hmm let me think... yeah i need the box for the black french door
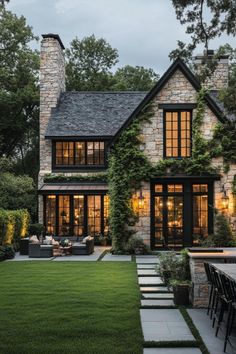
[151,179,214,249]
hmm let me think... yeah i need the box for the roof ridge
[63,91,148,94]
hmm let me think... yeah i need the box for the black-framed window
[164,110,191,158]
[44,194,109,237]
[54,141,105,168]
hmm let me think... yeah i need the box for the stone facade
[134,69,236,243]
[38,36,235,247]
[195,55,229,90]
[38,35,65,223]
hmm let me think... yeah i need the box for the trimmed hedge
[0,209,30,249]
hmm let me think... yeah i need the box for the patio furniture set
[19,236,94,258]
[204,262,236,353]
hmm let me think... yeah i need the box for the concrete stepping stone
[136,257,159,264]
[140,309,195,342]
[143,349,202,354]
[138,276,164,286]
[138,269,158,276]
[140,286,169,293]
[102,254,131,261]
[141,299,175,307]
[137,264,157,269]
[142,293,173,299]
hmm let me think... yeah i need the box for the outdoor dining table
[211,263,236,282]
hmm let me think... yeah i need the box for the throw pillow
[30,235,39,244]
[82,236,90,244]
[45,236,52,245]
[52,238,59,246]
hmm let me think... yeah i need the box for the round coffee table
[59,245,72,256]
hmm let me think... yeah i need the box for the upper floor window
[164,111,191,158]
[54,141,105,167]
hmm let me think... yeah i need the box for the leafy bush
[29,223,44,236]
[0,245,15,261]
[0,172,36,221]
[125,235,149,255]
[202,213,236,247]
[0,209,30,249]
[156,250,191,285]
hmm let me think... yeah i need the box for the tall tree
[0,5,39,174]
[112,65,159,91]
[66,35,118,91]
[170,0,236,61]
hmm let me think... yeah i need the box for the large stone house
[38,34,236,249]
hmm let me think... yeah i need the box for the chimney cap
[42,34,65,50]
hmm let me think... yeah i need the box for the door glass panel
[87,196,101,235]
[45,195,56,235]
[58,195,70,236]
[154,196,163,247]
[73,196,84,236]
[167,196,183,247]
[193,195,208,237]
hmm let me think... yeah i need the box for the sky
[8,0,236,75]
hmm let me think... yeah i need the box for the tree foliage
[170,0,236,60]
[112,65,159,91]
[65,35,118,91]
[65,35,159,92]
[0,172,36,221]
[0,5,39,178]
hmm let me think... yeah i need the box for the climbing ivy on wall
[108,105,154,252]
[108,87,235,252]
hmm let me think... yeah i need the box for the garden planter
[173,284,190,305]
[162,270,172,285]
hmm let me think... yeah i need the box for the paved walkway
[188,309,236,354]
[7,247,108,262]
[136,255,199,354]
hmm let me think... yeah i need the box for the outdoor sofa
[28,235,94,257]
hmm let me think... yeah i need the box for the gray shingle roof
[209,90,235,121]
[45,91,147,138]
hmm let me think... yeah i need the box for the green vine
[108,104,153,253]
[108,87,236,252]
[44,172,108,183]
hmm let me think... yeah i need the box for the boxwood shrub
[0,209,30,249]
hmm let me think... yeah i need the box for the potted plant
[169,279,191,306]
[169,249,191,305]
[156,251,179,286]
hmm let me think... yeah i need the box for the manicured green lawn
[0,262,143,354]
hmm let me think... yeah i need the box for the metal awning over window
[38,183,108,194]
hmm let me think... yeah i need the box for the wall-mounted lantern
[132,189,147,216]
[221,187,229,211]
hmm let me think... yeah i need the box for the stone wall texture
[135,69,236,243]
[38,36,65,223]
[195,58,229,90]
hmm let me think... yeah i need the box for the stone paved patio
[102,254,131,261]
[138,276,164,286]
[140,309,195,342]
[143,349,202,354]
[138,269,158,275]
[188,309,236,354]
[141,299,175,307]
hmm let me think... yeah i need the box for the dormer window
[164,110,191,158]
[53,141,105,169]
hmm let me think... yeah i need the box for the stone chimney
[39,34,65,176]
[194,50,229,90]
